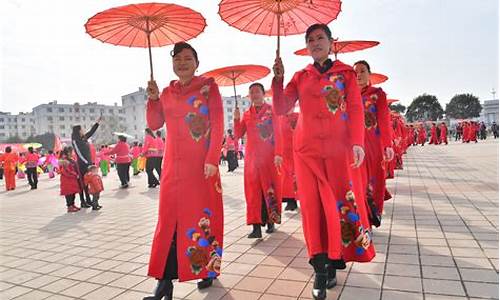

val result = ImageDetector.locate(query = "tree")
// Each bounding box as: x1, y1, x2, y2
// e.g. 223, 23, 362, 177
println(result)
445, 93, 482, 119
405, 94, 444, 122
390, 103, 406, 114
94, 115, 127, 145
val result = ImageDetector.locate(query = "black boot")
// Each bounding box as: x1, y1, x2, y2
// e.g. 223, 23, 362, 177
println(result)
92, 200, 102, 211
326, 264, 337, 289
284, 200, 298, 211
248, 224, 262, 239
80, 201, 91, 208
143, 279, 173, 300
266, 223, 275, 234
312, 272, 327, 300
197, 278, 213, 290
310, 254, 328, 300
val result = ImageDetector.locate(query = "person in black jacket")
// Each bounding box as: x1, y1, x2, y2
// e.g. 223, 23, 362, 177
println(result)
71, 118, 101, 208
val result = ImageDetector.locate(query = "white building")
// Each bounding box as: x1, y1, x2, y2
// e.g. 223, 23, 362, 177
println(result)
222, 95, 251, 131
32, 101, 125, 140
480, 99, 499, 125
121, 88, 148, 140
0, 112, 36, 141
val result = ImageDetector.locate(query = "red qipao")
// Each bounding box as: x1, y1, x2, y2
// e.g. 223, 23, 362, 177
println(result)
105, 141, 131, 163
235, 103, 282, 225
360, 86, 392, 224
429, 126, 439, 144
462, 123, 470, 142
272, 60, 375, 263
417, 126, 427, 145
439, 124, 448, 144
276, 112, 299, 200
146, 76, 224, 282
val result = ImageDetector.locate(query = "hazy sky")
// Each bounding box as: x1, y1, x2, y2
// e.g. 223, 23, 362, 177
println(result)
1, 0, 498, 114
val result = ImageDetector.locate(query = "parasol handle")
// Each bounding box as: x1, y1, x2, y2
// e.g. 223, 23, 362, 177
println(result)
233, 77, 238, 109
277, 6, 281, 57
146, 19, 154, 81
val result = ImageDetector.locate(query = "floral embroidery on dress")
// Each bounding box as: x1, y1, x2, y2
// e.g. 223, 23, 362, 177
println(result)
256, 108, 274, 143
321, 74, 346, 114
185, 208, 222, 278
363, 93, 378, 129
338, 189, 374, 255
266, 186, 281, 224
185, 95, 211, 142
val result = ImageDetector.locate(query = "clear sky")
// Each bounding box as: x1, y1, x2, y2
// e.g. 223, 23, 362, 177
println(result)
1, 0, 498, 114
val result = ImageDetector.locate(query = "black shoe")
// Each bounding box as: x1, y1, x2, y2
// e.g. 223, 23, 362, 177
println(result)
266, 223, 275, 234
92, 200, 101, 211
80, 202, 91, 208
326, 266, 337, 289
197, 278, 213, 290
30, 186, 36, 190
284, 201, 297, 211
312, 272, 327, 300
121, 183, 129, 189
143, 279, 173, 300
248, 224, 262, 239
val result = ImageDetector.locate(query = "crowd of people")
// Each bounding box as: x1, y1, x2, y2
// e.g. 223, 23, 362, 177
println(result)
0, 23, 497, 300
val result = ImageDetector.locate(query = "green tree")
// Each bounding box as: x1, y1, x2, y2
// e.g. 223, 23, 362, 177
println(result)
405, 94, 444, 122
390, 103, 406, 114
445, 93, 482, 119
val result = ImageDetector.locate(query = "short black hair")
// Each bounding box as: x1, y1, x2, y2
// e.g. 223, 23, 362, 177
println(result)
305, 24, 332, 41
249, 82, 265, 93
118, 135, 127, 142
354, 60, 371, 73
5, 146, 12, 153
28, 147, 34, 153
171, 42, 199, 64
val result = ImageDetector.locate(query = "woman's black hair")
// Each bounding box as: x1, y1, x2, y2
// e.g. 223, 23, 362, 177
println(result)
249, 82, 265, 93
118, 135, 127, 142
156, 130, 162, 137
28, 147, 34, 153
305, 23, 332, 41
354, 60, 371, 73
171, 42, 199, 64
133, 141, 138, 146
60, 147, 70, 158
72, 125, 82, 140
5, 146, 12, 153
145, 128, 155, 138
48, 150, 53, 154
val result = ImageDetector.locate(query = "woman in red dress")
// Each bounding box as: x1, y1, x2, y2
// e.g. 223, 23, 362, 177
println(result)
353, 60, 394, 228
439, 122, 448, 144
272, 24, 375, 300
234, 82, 282, 238
417, 123, 427, 146
276, 110, 299, 211
143, 42, 224, 300
429, 123, 439, 144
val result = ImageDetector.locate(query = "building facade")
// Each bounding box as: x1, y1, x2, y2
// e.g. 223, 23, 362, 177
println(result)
0, 112, 36, 141
121, 87, 148, 140
480, 99, 499, 125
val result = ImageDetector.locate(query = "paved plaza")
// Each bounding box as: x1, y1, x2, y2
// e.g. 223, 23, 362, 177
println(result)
0, 140, 498, 300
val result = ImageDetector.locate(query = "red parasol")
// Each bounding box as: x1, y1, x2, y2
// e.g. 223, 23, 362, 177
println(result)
294, 40, 379, 59
201, 65, 270, 108
370, 73, 388, 85
0, 144, 27, 153
218, 0, 342, 55
387, 99, 399, 105
85, 3, 206, 80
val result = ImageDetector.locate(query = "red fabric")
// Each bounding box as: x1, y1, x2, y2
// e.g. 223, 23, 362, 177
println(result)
360, 86, 391, 221
295, 40, 379, 56
53, 135, 62, 152
0, 152, 19, 190
429, 125, 439, 144
439, 124, 448, 144
131, 146, 142, 158
276, 113, 298, 199
223, 135, 238, 151
142, 135, 159, 158
272, 60, 375, 263
84, 172, 104, 194
417, 126, 427, 145
89, 144, 97, 164
202, 65, 270, 87
234, 103, 282, 225
146, 76, 224, 282
59, 159, 81, 196
24, 153, 40, 168
155, 137, 165, 157
105, 141, 131, 163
